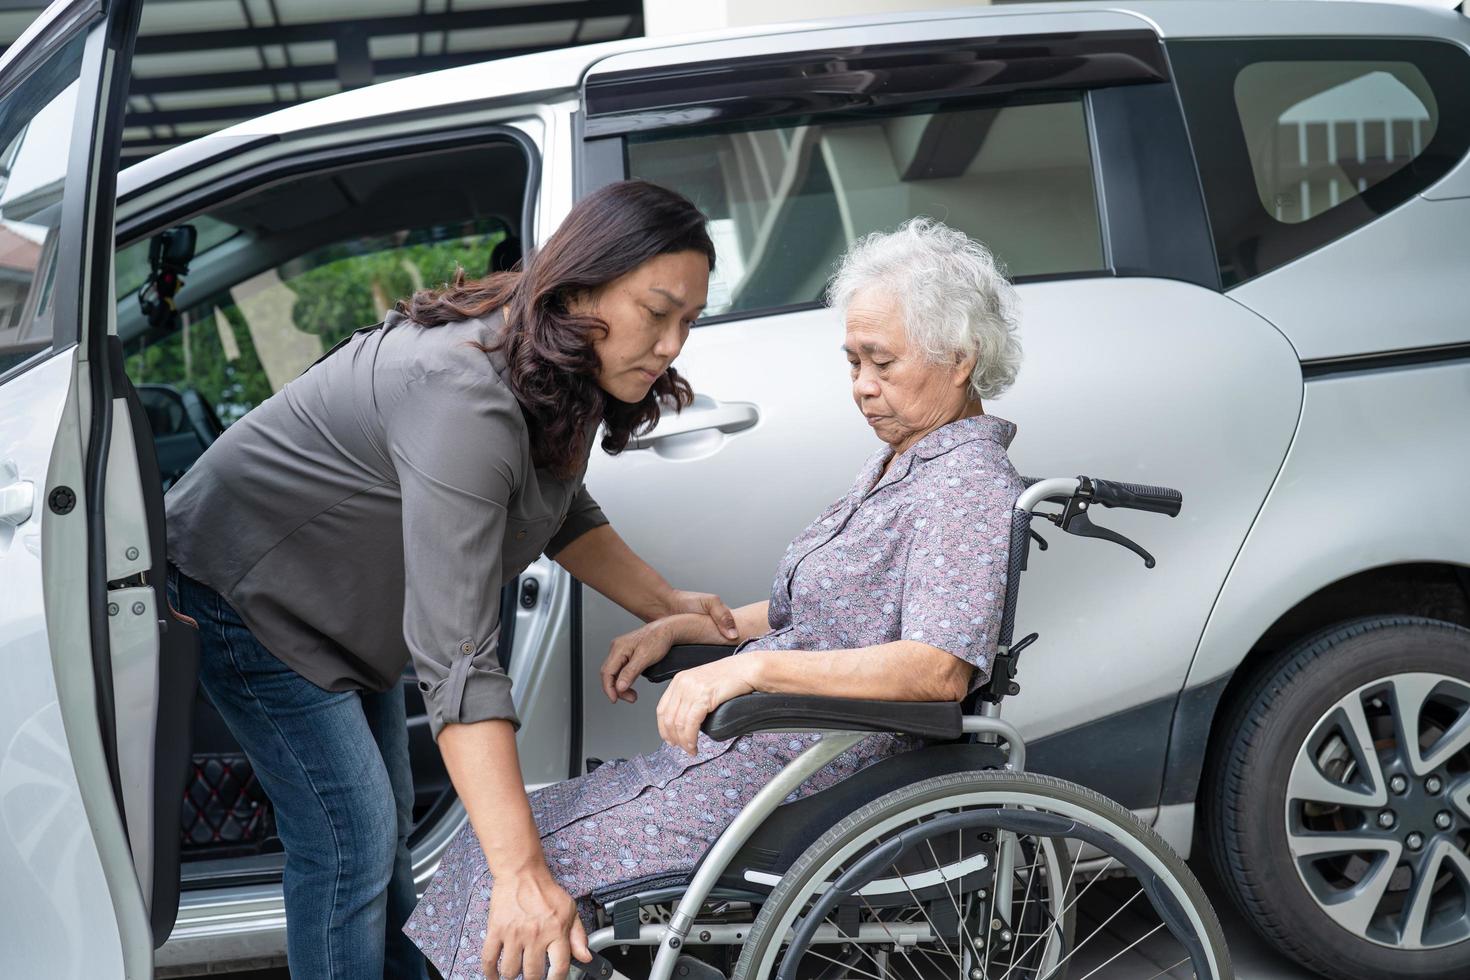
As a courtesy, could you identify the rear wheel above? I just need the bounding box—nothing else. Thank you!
[735,770,1230,979]
[1206,616,1470,979]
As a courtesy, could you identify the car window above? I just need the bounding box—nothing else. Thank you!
[1171,38,1470,287]
[123,219,507,425]
[0,34,86,377]
[625,97,1104,319]
[1235,61,1437,225]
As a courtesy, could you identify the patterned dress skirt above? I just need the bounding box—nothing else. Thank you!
[402,727,917,979]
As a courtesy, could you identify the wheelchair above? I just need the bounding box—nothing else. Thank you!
[575,475,1233,980]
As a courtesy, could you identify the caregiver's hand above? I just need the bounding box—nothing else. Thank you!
[657,655,761,756]
[662,588,739,642]
[483,868,590,980]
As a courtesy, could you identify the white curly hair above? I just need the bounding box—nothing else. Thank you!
[827,217,1022,401]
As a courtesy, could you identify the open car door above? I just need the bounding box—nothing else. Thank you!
[0,2,178,977]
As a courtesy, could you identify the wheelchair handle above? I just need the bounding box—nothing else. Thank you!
[1019,475,1183,518]
[1087,477,1183,517]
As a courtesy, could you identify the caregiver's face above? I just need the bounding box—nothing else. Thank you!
[584,250,709,404]
[844,288,976,455]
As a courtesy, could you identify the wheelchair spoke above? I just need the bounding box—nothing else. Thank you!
[839,908,909,980]
[1026,883,1146,980]
[983,830,1007,979]
[843,891,940,980]
[904,939,962,979]
[924,836,984,968]
[803,947,890,980]
[749,776,1224,980]
[1066,920,1166,980]
[1140,956,1193,980]
[1003,838,1041,979]
[889,862,966,973]
[999,854,1117,980]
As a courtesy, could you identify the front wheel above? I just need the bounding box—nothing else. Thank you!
[735,769,1231,979]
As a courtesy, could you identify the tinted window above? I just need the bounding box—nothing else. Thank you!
[1236,61,1437,224]
[0,34,86,376]
[626,97,1104,319]
[1171,39,1470,287]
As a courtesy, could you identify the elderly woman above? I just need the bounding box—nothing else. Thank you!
[404,217,1024,980]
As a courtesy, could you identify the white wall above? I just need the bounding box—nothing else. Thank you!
[644,0,990,37]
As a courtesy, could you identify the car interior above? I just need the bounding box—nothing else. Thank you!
[114,137,531,888]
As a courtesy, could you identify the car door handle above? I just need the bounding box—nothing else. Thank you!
[628,401,759,449]
[0,477,35,526]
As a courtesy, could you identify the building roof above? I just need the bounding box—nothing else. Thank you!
[0,0,643,162]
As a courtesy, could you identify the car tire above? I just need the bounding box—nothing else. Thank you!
[1206,616,1470,979]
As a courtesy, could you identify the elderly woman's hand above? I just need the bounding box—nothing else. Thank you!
[600,617,683,704]
[657,655,761,755]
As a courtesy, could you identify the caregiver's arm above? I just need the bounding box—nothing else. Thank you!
[657,641,971,755]
[437,722,590,980]
[387,373,587,980]
[552,522,739,640]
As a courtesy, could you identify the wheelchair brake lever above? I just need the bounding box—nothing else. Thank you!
[1060,504,1157,568]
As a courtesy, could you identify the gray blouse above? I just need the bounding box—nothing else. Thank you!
[165,309,608,738]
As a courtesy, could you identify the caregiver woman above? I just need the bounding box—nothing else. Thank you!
[164,179,734,980]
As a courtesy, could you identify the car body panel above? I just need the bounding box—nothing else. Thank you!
[0,0,155,973]
[577,277,1301,768]
[1229,196,1470,361]
[1187,357,1470,693]
[0,349,126,978]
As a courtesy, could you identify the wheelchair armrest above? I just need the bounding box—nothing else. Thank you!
[702,693,963,741]
[641,644,740,683]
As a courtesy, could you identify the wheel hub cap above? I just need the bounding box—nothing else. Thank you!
[1284,672,1470,950]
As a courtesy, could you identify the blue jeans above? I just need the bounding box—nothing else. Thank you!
[169,568,429,980]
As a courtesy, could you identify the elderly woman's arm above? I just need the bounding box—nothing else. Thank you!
[656,642,971,754]
[600,604,771,703]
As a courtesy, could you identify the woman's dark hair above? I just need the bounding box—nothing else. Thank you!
[395,179,715,478]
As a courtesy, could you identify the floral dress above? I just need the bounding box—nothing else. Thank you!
[404,414,1024,978]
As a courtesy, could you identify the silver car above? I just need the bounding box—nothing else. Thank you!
[3,1,1469,977]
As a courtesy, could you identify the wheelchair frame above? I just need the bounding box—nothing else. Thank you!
[579,476,1174,980]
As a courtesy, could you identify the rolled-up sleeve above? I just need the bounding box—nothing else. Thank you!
[898,465,1014,690]
[546,483,609,558]
[388,370,521,739]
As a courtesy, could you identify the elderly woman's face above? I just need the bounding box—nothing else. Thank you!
[844,289,977,454]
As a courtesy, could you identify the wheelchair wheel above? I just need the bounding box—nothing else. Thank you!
[733,770,1231,980]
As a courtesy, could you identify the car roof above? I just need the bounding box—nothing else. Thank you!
[117,0,1467,199]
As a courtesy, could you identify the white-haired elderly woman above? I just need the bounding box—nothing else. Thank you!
[404,218,1025,980]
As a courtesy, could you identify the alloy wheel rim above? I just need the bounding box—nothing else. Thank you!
[1284,672,1470,950]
